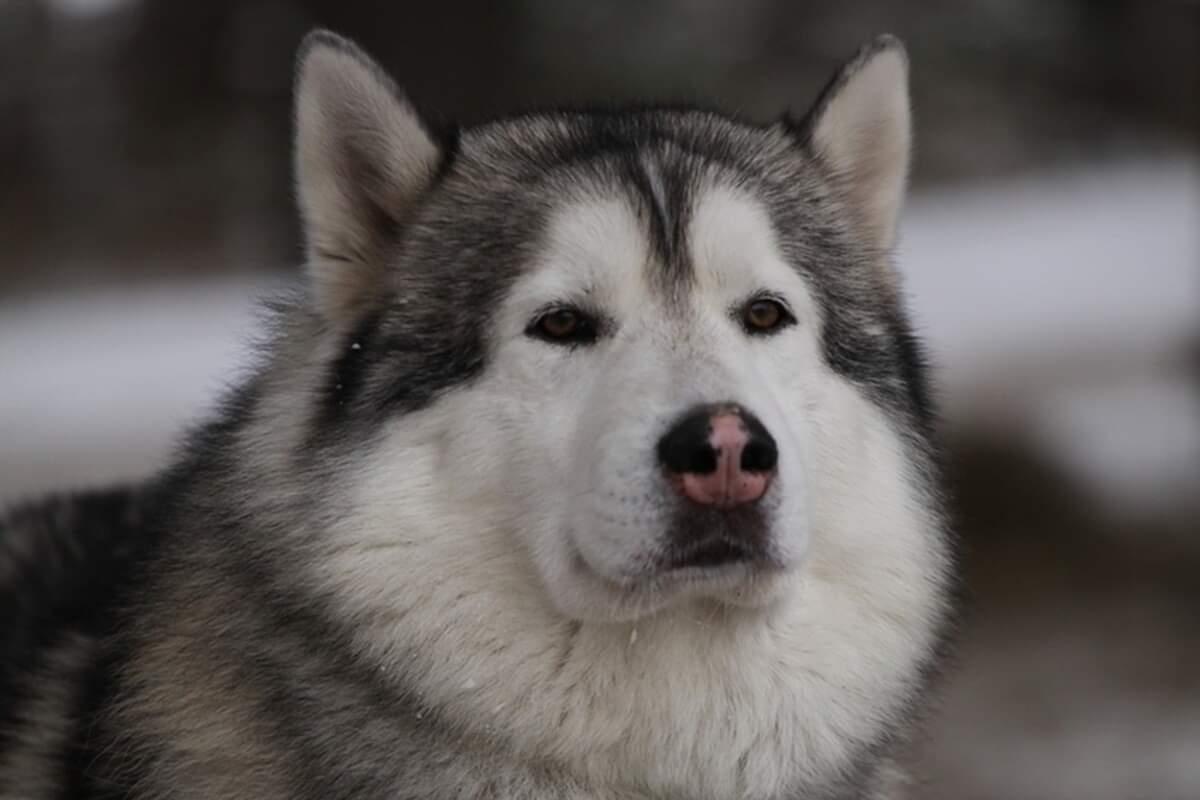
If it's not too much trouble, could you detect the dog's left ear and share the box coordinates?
[294,30,442,325]
[795,35,911,254]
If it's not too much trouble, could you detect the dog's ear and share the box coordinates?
[294,30,441,324]
[796,35,911,254]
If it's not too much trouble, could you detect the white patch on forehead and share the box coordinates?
[687,184,815,312]
[517,194,650,310]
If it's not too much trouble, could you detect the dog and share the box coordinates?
[0,30,955,799]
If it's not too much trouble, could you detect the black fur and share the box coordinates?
[0,488,152,747]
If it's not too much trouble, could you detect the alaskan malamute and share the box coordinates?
[0,30,955,799]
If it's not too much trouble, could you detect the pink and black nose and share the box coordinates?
[657,404,777,508]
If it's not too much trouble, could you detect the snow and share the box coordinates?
[901,157,1199,380]
[900,155,1200,516]
[0,276,278,503]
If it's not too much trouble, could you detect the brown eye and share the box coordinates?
[529,307,599,346]
[742,298,793,335]
[539,309,578,338]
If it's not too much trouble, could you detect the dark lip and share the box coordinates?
[657,533,789,575]
[664,537,757,571]
[659,500,776,573]
[595,546,787,594]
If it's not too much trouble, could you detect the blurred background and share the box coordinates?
[1,1,1197,796]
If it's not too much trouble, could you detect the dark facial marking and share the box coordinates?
[615,150,695,300]
[322,309,383,422]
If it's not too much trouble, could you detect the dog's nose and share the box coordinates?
[657,404,777,508]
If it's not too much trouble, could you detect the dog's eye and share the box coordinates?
[741,298,794,335]
[528,307,598,346]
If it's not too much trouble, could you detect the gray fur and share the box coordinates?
[0,30,955,799]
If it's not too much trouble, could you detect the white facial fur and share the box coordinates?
[486,185,823,621]
[309,182,951,797]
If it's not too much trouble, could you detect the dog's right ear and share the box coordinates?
[294,30,441,325]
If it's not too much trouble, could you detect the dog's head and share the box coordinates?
[292,31,931,623]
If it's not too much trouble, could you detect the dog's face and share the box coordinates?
[460,181,821,620]
[293,33,922,623]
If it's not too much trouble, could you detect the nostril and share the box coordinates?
[657,407,720,475]
[740,436,777,473]
[683,443,718,475]
[659,438,718,475]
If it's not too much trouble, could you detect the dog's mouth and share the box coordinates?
[564,513,795,621]
[655,503,779,574]
[663,536,757,571]
[584,531,778,589]
[565,495,792,610]
[557,482,801,620]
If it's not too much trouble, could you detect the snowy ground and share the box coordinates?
[901,156,1200,521]
[1,275,280,503]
